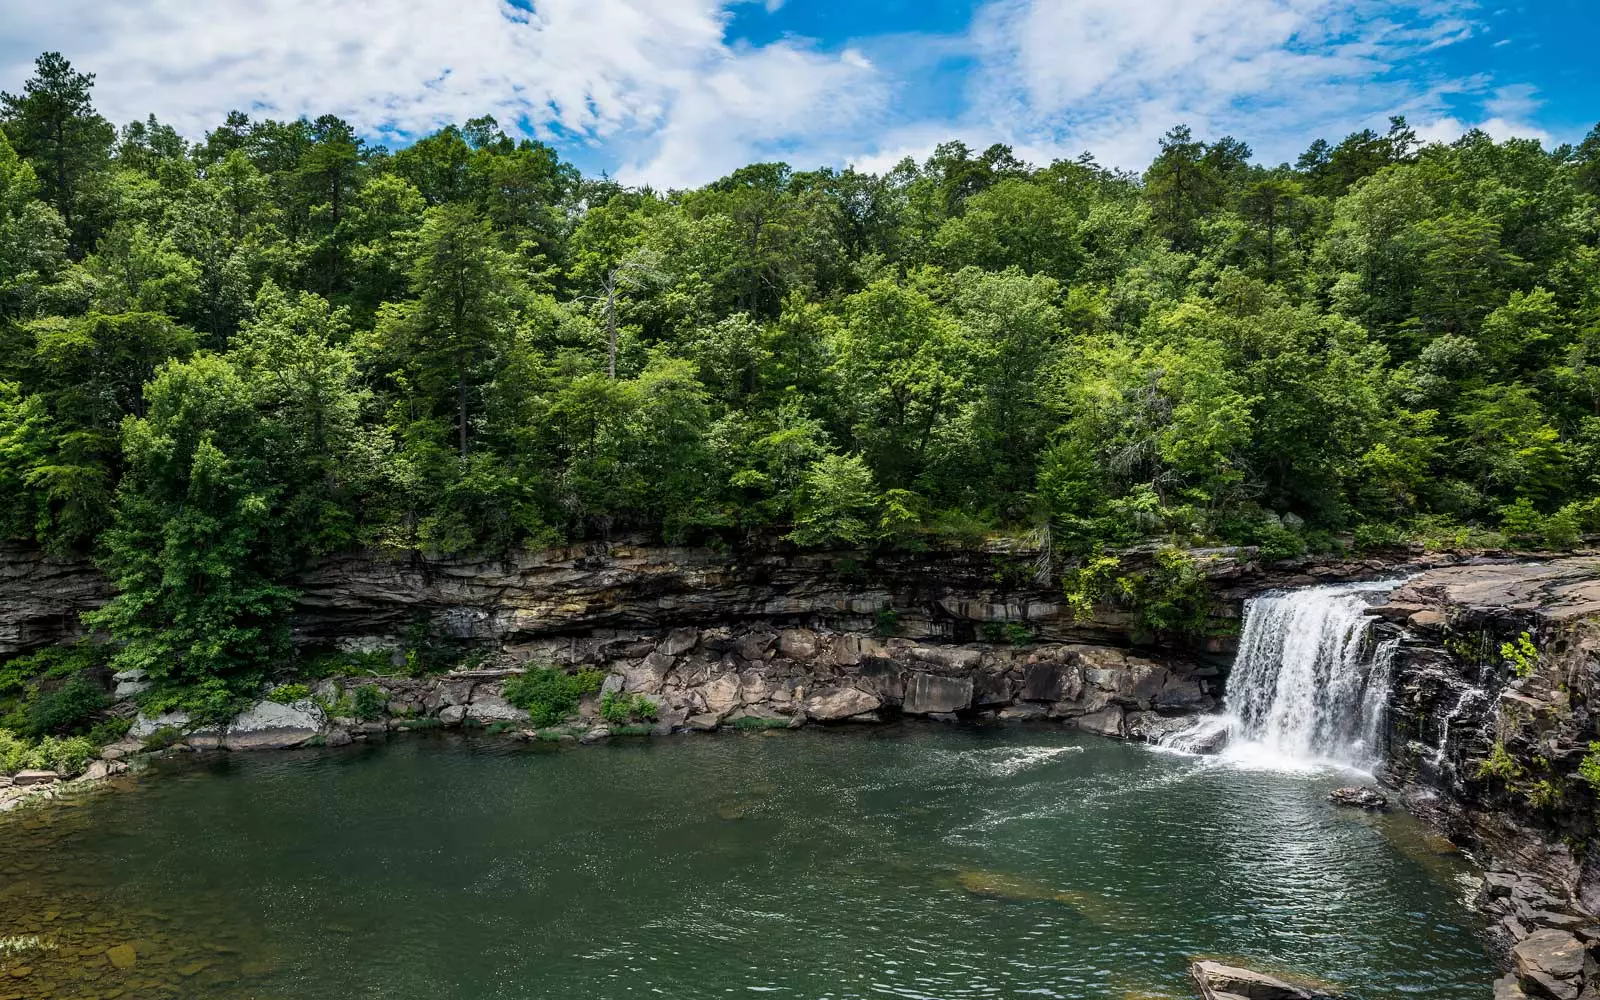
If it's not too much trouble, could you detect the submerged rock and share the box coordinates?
[1327,786,1388,810]
[1190,959,1339,1000]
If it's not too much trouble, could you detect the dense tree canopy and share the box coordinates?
[3,50,1600,698]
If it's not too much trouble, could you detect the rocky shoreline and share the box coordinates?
[4,539,1600,997]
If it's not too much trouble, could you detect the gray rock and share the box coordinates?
[1494,974,1528,1000]
[1074,706,1125,738]
[465,692,528,724]
[112,668,150,700]
[130,710,191,739]
[801,687,881,721]
[438,705,467,726]
[580,726,612,744]
[777,629,818,661]
[1190,959,1334,1000]
[325,728,353,747]
[998,703,1049,720]
[1020,662,1063,702]
[600,673,625,696]
[81,760,111,781]
[1513,930,1585,999]
[658,627,699,657]
[903,672,973,715]
[910,646,982,671]
[1327,786,1388,810]
[13,769,58,786]
[225,699,325,751]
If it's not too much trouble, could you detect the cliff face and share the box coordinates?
[1374,558,1600,996]
[0,545,111,658]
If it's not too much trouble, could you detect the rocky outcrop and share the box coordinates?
[1373,557,1600,999]
[2,537,1507,664]
[1190,959,1340,1000]
[0,544,109,658]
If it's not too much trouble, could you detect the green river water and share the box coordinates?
[0,725,1496,999]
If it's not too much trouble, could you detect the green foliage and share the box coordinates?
[1120,548,1216,639]
[1579,744,1600,792]
[268,683,310,704]
[351,684,387,721]
[1477,741,1524,782]
[502,667,604,728]
[0,728,97,776]
[874,607,901,637]
[1501,632,1539,678]
[24,673,107,736]
[1064,552,1122,623]
[1,51,1599,714]
[599,690,658,725]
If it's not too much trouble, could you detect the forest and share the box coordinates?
[2,50,1600,711]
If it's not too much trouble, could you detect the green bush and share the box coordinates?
[24,674,109,736]
[600,691,658,725]
[1477,741,1524,782]
[352,684,388,721]
[1003,622,1034,646]
[0,730,97,776]
[31,735,96,776]
[503,667,604,727]
[1501,633,1539,678]
[874,607,900,636]
[0,729,30,773]
[1579,743,1600,792]
[269,682,311,703]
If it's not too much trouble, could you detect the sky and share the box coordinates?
[1,0,1595,189]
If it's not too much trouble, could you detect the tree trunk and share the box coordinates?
[456,350,469,460]
[607,286,618,380]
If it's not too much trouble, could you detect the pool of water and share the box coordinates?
[0,725,1496,999]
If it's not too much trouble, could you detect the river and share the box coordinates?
[0,723,1495,999]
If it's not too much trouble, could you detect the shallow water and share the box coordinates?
[0,725,1495,999]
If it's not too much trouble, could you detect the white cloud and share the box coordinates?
[939,0,1496,170]
[0,0,1552,187]
[0,0,881,187]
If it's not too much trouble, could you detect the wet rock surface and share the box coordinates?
[1327,786,1388,810]
[1375,555,1600,1000]
[1189,959,1342,999]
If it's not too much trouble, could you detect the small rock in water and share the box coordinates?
[1327,786,1388,810]
[1190,959,1340,999]
[106,943,137,968]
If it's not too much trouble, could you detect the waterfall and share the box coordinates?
[1222,581,1400,768]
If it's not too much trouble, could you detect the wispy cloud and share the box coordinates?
[0,0,1555,187]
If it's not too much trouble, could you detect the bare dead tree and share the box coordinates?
[577,249,668,379]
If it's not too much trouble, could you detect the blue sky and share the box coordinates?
[2,0,1595,188]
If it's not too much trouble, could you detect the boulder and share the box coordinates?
[1155,675,1207,711]
[1327,786,1389,810]
[1074,706,1125,738]
[1513,930,1585,1000]
[325,728,353,747]
[903,672,973,715]
[1493,974,1527,1000]
[12,769,58,786]
[465,692,528,724]
[801,687,881,721]
[623,651,675,694]
[112,668,150,700]
[658,627,700,657]
[130,709,191,740]
[106,943,137,969]
[777,629,818,661]
[223,700,325,751]
[438,704,467,726]
[702,672,742,718]
[1190,960,1334,1000]
[1020,662,1064,702]
[910,646,982,671]
[81,760,111,781]
[580,726,612,744]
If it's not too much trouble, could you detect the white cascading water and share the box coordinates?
[1221,581,1400,769]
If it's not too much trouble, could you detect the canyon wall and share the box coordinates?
[1374,558,1600,999]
